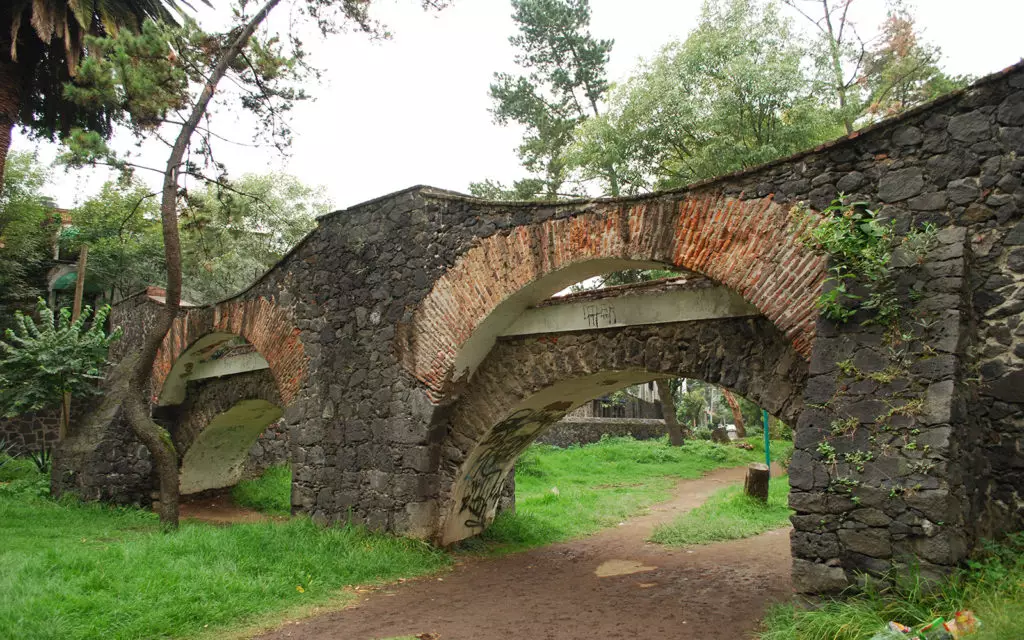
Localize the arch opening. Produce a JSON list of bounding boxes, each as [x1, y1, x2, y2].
[[158, 332, 271, 406], [402, 196, 825, 403], [178, 398, 283, 495], [448, 258, 673, 391], [437, 313, 808, 545]]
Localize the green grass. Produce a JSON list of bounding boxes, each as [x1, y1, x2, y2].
[[231, 464, 291, 515], [759, 533, 1024, 640], [0, 491, 450, 640], [477, 435, 791, 552], [0, 455, 40, 482], [650, 474, 791, 545]]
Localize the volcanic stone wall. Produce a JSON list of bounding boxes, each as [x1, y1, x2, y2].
[[536, 418, 668, 447]]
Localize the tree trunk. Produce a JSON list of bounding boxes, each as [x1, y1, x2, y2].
[[744, 463, 770, 502], [122, 0, 283, 527], [0, 57, 22, 195], [656, 379, 685, 447], [722, 389, 746, 438]]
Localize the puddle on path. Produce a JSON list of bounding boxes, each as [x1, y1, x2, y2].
[[594, 559, 657, 577]]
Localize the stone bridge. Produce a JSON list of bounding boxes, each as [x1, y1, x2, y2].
[[54, 63, 1024, 594]]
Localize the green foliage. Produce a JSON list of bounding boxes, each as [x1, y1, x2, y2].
[[759, 533, 1024, 640], [0, 0, 182, 163], [62, 180, 166, 301], [569, 0, 840, 193], [179, 173, 325, 302], [479, 435, 792, 552], [793, 198, 899, 324], [0, 454, 38, 482], [650, 474, 791, 546], [28, 447, 52, 474], [0, 152, 56, 329], [61, 14, 314, 172], [0, 491, 450, 640], [859, 4, 970, 122], [58, 171, 327, 304], [231, 464, 292, 516], [0, 299, 121, 417], [476, 0, 615, 199]]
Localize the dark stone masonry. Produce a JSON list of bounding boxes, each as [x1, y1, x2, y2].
[[535, 418, 667, 447], [51, 63, 1024, 594]]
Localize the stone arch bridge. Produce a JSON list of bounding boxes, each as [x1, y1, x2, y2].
[[55, 63, 1024, 594]]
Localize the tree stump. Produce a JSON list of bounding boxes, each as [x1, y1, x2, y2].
[[744, 463, 770, 502]]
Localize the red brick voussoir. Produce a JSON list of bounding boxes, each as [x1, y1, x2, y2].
[[402, 194, 826, 401], [150, 296, 306, 405]]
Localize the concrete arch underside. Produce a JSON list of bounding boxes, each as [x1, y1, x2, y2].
[[170, 370, 284, 495], [437, 316, 807, 544]]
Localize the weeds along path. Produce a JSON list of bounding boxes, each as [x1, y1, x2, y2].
[[257, 465, 792, 640]]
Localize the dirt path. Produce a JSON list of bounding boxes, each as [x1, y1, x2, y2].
[[258, 465, 792, 640], [179, 490, 278, 524]]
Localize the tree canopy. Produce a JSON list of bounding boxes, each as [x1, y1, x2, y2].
[[0, 0, 188, 193], [0, 152, 56, 328]]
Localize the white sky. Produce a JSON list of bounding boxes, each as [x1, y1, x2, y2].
[[14, 0, 1024, 211]]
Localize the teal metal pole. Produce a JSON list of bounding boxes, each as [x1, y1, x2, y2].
[[762, 410, 771, 475]]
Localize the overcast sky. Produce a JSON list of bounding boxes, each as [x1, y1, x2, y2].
[[14, 0, 1024, 211]]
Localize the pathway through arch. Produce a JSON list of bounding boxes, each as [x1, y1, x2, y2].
[[257, 465, 792, 640]]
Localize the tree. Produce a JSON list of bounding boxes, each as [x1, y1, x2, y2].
[[64, 0, 447, 527], [782, 0, 964, 132], [781, 0, 866, 134], [180, 173, 326, 302], [474, 0, 615, 199], [859, 2, 965, 120], [721, 388, 746, 438], [571, 0, 838, 193], [62, 180, 166, 303], [678, 385, 707, 433], [655, 379, 685, 446], [0, 299, 121, 439], [0, 0, 185, 194], [0, 152, 56, 328]]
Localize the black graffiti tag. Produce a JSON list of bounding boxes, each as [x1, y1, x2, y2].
[[459, 403, 570, 529]]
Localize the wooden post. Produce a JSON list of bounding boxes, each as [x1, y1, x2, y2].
[[60, 245, 88, 441], [744, 463, 770, 502]]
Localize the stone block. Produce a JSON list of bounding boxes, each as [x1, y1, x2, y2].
[[948, 111, 992, 143], [879, 168, 925, 202], [791, 558, 849, 594]]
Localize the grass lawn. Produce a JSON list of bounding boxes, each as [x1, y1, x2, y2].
[[651, 474, 791, 545], [0, 466, 449, 640], [759, 533, 1024, 640], [478, 435, 792, 552], [231, 464, 291, 515], [0, 435, 790, 639]]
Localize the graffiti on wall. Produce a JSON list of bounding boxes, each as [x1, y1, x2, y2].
[[458, 401, 573, 530], [583, 303, 617, 328]]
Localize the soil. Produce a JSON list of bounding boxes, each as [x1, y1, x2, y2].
[[257, 464, 793, 640], [179, 489, 277, 524]]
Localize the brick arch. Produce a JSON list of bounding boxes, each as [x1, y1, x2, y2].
[[400, 194, 826, 401], [152, 297, 306, 406], [437, 316, 807, 544]]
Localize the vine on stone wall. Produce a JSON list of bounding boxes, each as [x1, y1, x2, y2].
[[791, 197, 937, 327]]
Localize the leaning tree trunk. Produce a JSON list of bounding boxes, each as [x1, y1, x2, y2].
[[722, 389, 746, 438], [656, 379, 685, 447], [0, 57, 22, 195], [123, 0, 283, 527]]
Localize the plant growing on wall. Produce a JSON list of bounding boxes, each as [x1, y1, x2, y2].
[[793, 196, 935, 326], [0, 299, 121, 435]]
